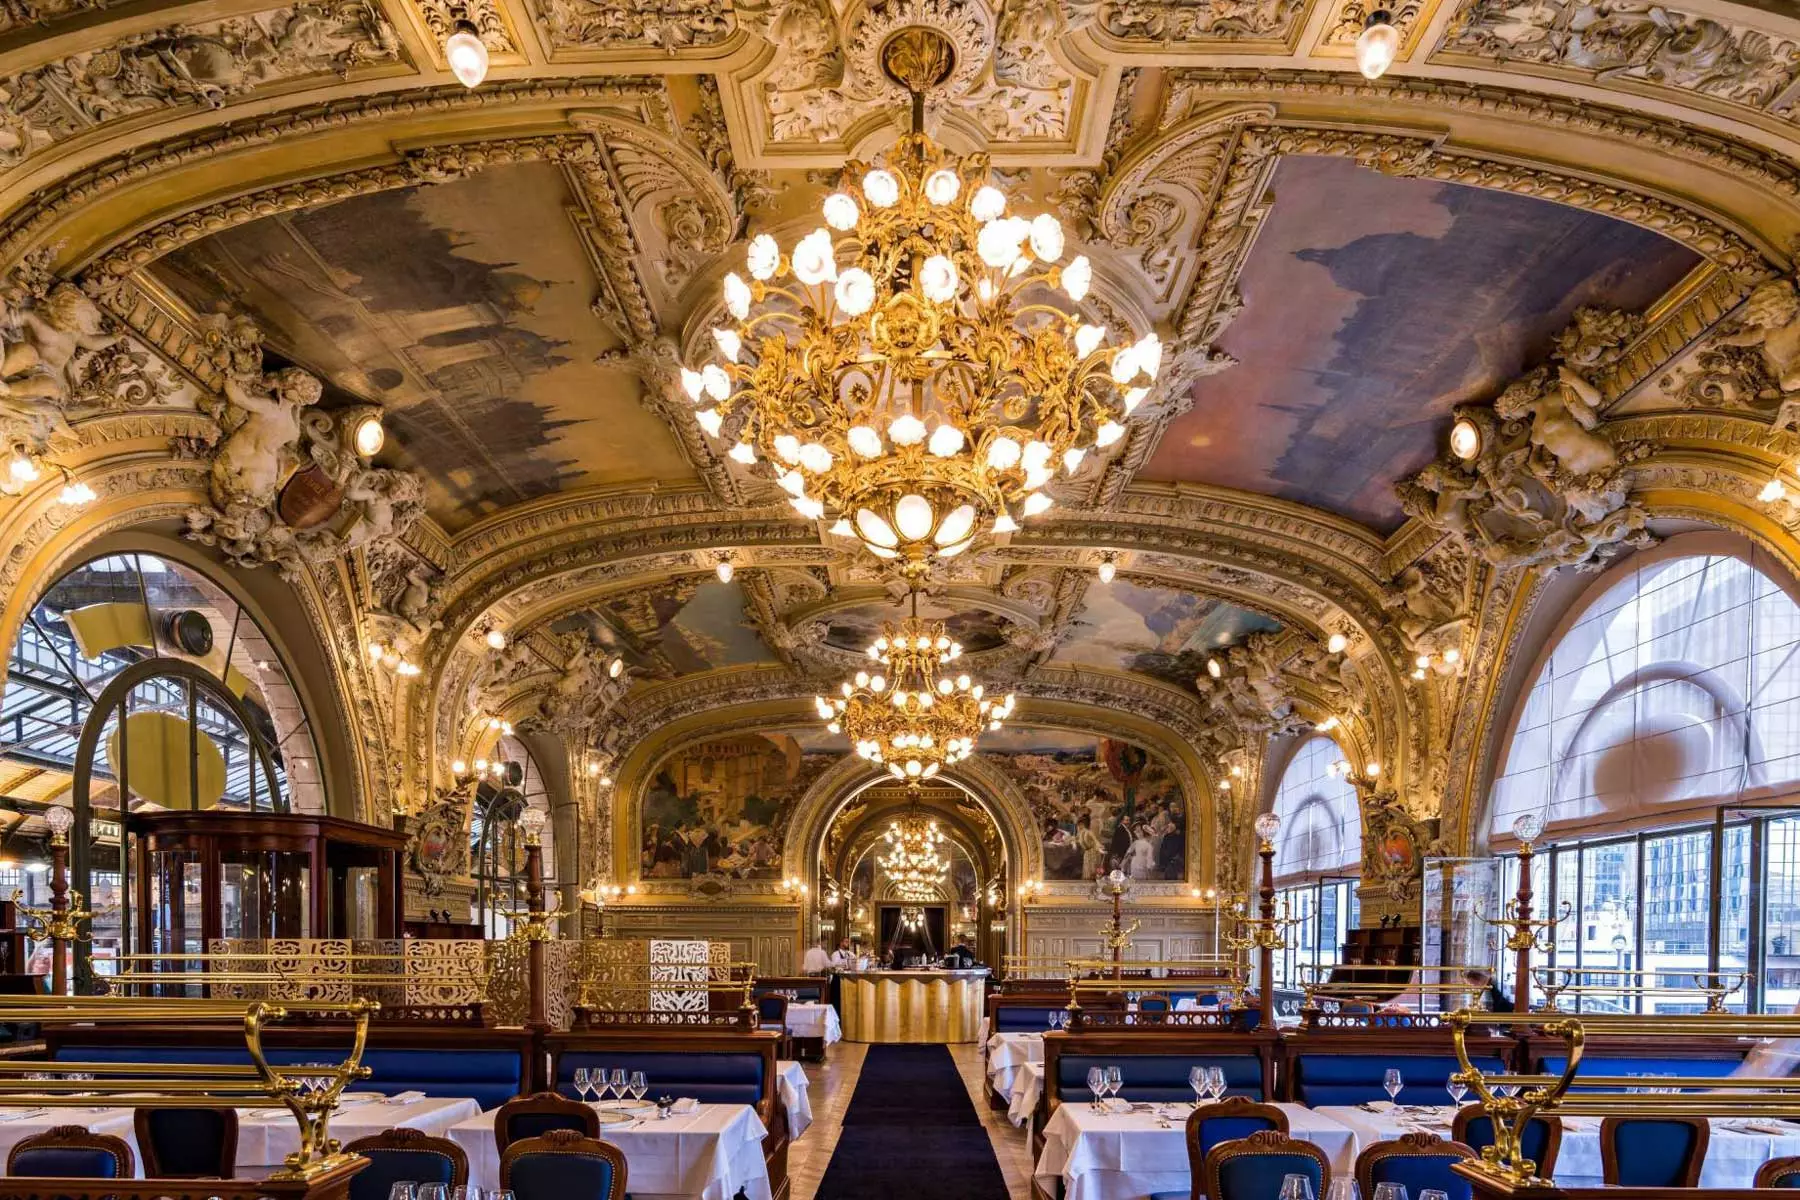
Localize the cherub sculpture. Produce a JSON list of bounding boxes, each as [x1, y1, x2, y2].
[[209, 366, 317, 510]]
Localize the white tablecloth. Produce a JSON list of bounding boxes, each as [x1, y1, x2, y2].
[[1036, 1101, 1358, 1200], [776, 1060, 812, 1139], [1008, 1062, 1044, 1127], [1318, 1103, 1800, 1189], [228, 1094, 481, 1172], [785, 1003, 841, 1045], [987, 1031, 1044, 1101], [448, 1101, 772, 1200], [0, 1105, 137, 1173]]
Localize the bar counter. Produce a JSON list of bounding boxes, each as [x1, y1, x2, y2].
[[838, 967, 989, 1043]]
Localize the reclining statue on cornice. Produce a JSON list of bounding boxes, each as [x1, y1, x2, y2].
[[1679, 272, 1800, 428]]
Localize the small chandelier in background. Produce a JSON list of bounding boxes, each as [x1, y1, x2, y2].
[[681, 28, 1161, 580], [815, 590, 1015, 782], [879, 812, 949, 899]]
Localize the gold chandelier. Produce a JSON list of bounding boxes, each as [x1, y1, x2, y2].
[[881, 813, 949, 899], [681, 28, 1161, 579], [814, 591, 1015, 781]]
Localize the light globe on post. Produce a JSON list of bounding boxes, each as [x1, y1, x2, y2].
[[1253, 811, 1281, 848], [1512, 811, 1545, 848], [518, 806, 547, 846], [44, 804, 72, 845]]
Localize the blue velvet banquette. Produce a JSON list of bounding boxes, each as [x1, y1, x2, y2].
[[1040, 1030, 1277, 1117]]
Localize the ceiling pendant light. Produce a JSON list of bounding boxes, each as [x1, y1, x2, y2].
[[1355, 10, 1400, 80], [679, 27, 1157, 581], [443, 14, 489, 88]]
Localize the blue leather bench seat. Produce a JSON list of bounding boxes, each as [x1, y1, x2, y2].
[[1293, 1053, 1508, 1106], [994, 1007, 1062, 1033], [50, 1044, 525, 1110], [554, 1051, 764, 1107], [1539, 1053, 1744, 1089], [1054, 1053, 1264, 1102]]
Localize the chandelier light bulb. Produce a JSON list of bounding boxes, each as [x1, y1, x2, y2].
[[1064, 447, 1087, 473], [835, 267, 876, 315], [1761, 478, 1787, 504], [1021, 440, 1052, 472], [1356, 10, 1401, 80], [935, 503, 976, 546], [889, 414, 927, 446], [1133, 332, 1164, 379], [829, 517, 853, 537], [1097, 557, 1116, 584], [444, 20, 488, 88], [712, 327, 742, 362], [777, 469, 807, 497], [1020, 492, 1052, 517], [701, 363, 731, 401], [799, 442, 834, 473], [928, 423, 965, 458], [792, 495, 826, 519], [993, 512, 1018, 534], [1095, 420, 1126, 447], [863, 169, 901, 208], [715, 558, 734, 583], [792, 229, 838, 285], [823, 192, 860, 230], [729, 441, 757, 464], [986, 436, 1022, 470], [924, 169, 960, 205], [1122, 387, 1149, 414], [485, 628, 507, 650], [695, 408, 723, 437], [774, 434, 802, 464], [746, 233, 780, 281], [977, 218, 1028, 269], [680, 368, 704, 401], [1327, 632, 1349, 654], [1029, 213, 1065, 261], [856, 508, 900, 548], [894, 493, 936, 541], [56, 481, 96, 506], [723, 272, 751, 319], [970, 185, 1006, 222], [1062, 254, 1092, 301], [1075, 324, 1105, 358], [1023, 463, 1053, 490], [848, 425, 884, 458], [919, 254, 958, 303]]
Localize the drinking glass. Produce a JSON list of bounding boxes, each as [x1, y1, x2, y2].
[[1372, 1185, 1409, 1200], [573, 1068, 591, 1101], [450, 1187, 473, 1200], [1188, 1066, 1206, 1108], [387, 1185, 415, 1200], [1278, 1174, 1316, 1200], [629, 1071, 648, 1102], [1104, 1065, 1123, 1101], [1086, 1067, 1105, 1110], [1206, 1066, 1226, 1099], [490, 1191, 516, 1200], [419, 1185, 447, 1200], [1383, 1068, 1403, 1103], [1446, 1073, 1468, 1106], [608, 1068, 627, 1101], [1325, 1181, 1361, 1200], [1420, 1191, 1450, 1200]]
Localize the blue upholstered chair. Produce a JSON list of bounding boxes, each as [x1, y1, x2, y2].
[[1355, 1132, 1475, 1200], [502, 1129, 626, 1200], [134, 1105, 238, 1177], [343, 1127, 469, 1200], [1757, 1156, 1800, 1187], [1202, 1129, 1330, 1200], [1148, 1099, 1291, 1200], [495, 1090, 602, 1155], [1452, 1104, 1562, 1177], [7, 1125, 135, 1178], [1600, 1116, 1709, 1187], [756, 993, 790, 1036], [1138, 993, 1172, 1014]]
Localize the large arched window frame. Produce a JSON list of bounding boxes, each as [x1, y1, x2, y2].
[[1265, 735, 1362, 988], [1485, 534, 1800, 1013]]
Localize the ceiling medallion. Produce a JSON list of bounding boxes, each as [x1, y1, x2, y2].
[[814, 588, 1016, 782], [681, 25, 1160, 580]]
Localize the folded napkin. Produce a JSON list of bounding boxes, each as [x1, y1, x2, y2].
[[671, 1097, 699, 1115], [1099, 1098, 1133, 1115], [1359, 1100, 1395, 1113], [383, 1090, 428, 1105]]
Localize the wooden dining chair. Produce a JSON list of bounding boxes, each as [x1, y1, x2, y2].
[[501, 1129, 627, 1200], [1600, 1115, 1709, 1188], [1757, 1155, 1800, 1188], [494, 1090, 601, 1155], [134, 1105, 239, 1178], [1355, 1132, 1476, 1200], [343, 1127, 469, 1200], [1202, 1129, 1331, 1200], [1452, 1102, 1563, 1178], [1160, 1098, 1290, 1200], [7, 1125, 135, 1178]]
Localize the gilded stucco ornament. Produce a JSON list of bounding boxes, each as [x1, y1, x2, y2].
[[532, 0, 731, 51], [533, 632, 632, 736], [1675, 272, 1800, 428], [1397, 307, 1657, 572], [1099, 0, 1303, 42]]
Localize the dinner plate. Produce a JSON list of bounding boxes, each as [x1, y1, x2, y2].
[[593, 1106, 640, 1127]]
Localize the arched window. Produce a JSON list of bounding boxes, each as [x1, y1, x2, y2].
[[1267, 736, 1362, 988], [1487, 546, 1800, 1013], [469, 734, 553, 937]]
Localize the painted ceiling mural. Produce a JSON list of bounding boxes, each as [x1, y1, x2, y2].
[[1051, 579, 1282, 693], [1140, 155, 1703, 532], [640, 729, 837, 880], [150, 161, 697, 532], [820, 595, 1014, 656], [549, 578, 779, 679]]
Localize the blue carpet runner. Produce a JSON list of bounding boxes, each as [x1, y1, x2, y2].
[[813, 1044, 1011, 1198]]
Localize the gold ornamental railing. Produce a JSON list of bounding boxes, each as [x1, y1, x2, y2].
[[1447, 1009, 1800, 1185], [1062, 958, 1251, 1027], [1298, 962, 1505, 1027], [0, 995, 375, 1179], [1530, 964, 1746, 1012]]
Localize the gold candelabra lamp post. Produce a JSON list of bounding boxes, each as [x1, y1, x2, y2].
[[580, 879, 635, 937], [14, 806, 107, 996], [1224, 812, 1303, 1028], [1094, 869, 1139, 980], [779, 875, 810, 971], [1015, 878, 1045, 971], [1477, 811, 1565, 1012], [497, 807, 565, 1033]]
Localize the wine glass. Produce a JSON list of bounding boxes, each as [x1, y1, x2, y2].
[[1104, 1065, 1123, 1103], [1446, 1073, 1468, 1107], [450, 1187, 474, 1200], [387, 1185, 415, 1200], [608, 1068, 627, 1101], [1279, 1174, 1316, 1200], [1326, 1181, 1361, 1200], [1188, 1066, 1206, 1108], [1383, 1068, 1404, 1104], [419, 1185, 447, 1200], [490, 1191, 516, 1200], [1372, 1185, 1409, 1200], [1206, 1066, 1226, 1099], [573, 1067, 592, 1102], [1086, 1066, 1104, 1110], [629, 1071, 648, 1103], [1420, 1191, 1450, 1200]]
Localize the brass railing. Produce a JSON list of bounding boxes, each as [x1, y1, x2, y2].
[[1063, 957, 1250, 1022], [1447, 1009, 1800, 1185], [1298, 962, 1503, 1024], [0, 995, 376, 1180], [1531, 964, 1746, 1012]]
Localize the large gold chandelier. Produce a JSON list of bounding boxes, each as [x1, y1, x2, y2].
[[879, 813, 949, 898], [680, 29, 1161, 579], [814, 591, 1016, 782]]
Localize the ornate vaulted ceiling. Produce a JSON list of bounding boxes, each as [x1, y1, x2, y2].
[[3, 0, 1800, 904]]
